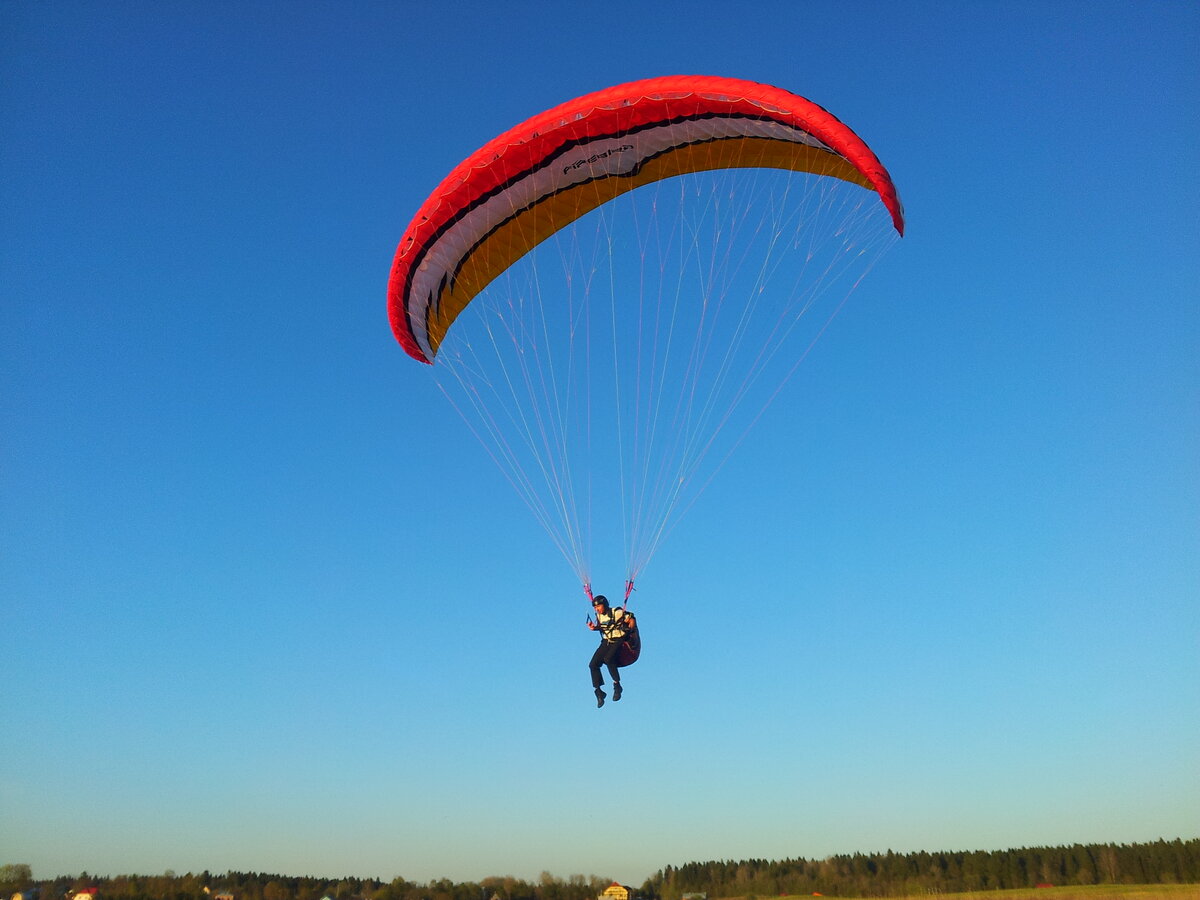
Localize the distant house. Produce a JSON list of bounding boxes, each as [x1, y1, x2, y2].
[[599, 883, 633, 900], [681, 894, 707, 900]]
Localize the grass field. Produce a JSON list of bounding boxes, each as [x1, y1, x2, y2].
[[756, 887, 1200, 900]]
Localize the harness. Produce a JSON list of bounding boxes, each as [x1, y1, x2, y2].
[[585, 580, 641, 667]]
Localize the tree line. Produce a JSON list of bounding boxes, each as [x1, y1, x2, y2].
[[0, 869, 620, 900], [2, 840, 1197, 900], [647, 839, 1200, 899]]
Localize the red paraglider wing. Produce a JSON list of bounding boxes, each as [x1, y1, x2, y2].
[[388, 75, 904, 364]]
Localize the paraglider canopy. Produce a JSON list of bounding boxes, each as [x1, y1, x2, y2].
[[388, 75, 904, 365], [387, 75, 904, 591]]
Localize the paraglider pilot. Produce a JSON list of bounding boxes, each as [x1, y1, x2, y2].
[[587, 595, 635, 707]]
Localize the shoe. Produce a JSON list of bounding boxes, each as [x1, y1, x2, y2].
[[613, 683, 622, 702], [595, 688, 606, 708]]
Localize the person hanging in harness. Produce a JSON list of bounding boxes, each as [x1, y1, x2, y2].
[[586, 594, 637, 707]]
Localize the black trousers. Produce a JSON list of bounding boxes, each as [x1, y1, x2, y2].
[[589, 640, 622, 689]]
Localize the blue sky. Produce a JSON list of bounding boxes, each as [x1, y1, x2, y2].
[[2, 0, 1198, 887]]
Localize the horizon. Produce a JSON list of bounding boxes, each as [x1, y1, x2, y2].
[[8, 836, 1200, 885]]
